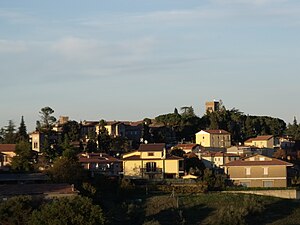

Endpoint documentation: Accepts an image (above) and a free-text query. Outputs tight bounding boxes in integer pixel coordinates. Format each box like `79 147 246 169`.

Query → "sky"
0 0 300 132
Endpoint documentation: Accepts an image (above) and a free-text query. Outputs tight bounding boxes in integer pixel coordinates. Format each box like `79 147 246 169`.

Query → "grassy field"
107 192 300 225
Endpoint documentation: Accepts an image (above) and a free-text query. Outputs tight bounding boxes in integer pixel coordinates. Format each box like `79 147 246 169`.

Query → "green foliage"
48 156 85 184
185 155 205 176
208 195 264 225
202 168 227 190
97 120 112 153
38 106 56 131
16 116 29 142
86 139 97 152
2 120 16 144
61 120 80 142
0 195 35 225
29 196 105 225
170 148 185 158
286 117 300 140
11 140 35 171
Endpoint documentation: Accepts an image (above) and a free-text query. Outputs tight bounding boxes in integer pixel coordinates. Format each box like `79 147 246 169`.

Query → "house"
244 135 274 148
227 146 253 156
78 152 122 176
122 143 184 179
224 154 293 187
195 130 231 148
173 144 201 154
29 131 58 152
0 144 16 167
201 151 240 168
205 100 220 113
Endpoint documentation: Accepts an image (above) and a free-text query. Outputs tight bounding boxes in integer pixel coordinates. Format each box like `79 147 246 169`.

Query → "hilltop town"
1 101 300 224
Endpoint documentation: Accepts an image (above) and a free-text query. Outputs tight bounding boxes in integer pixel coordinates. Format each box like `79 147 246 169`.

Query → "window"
34 142 38 148
245 168 251 175
148 153 154 156
146 162 157 172
263 180 273 187
263 167 268 175
240 182 250 187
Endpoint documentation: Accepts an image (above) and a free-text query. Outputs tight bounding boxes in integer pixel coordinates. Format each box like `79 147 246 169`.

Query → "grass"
107 192 300 225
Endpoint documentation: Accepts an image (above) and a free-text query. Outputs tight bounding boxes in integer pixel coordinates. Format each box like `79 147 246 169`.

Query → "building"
244 135 274 148
205 100 220 113
78 152 122 176
224 154 293 187
227 146 253 156
122 143 184 179
173 144 201 154
29 131 58 152
0 144 16 167
201 151 240 168
195 130 231 148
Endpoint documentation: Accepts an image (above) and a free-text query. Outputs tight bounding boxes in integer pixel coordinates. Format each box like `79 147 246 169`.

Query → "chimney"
162 148 166 159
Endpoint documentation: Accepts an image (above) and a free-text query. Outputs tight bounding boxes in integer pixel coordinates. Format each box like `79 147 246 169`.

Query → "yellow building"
201 151 239 168
0 144 16 167
195 130 231 148
224 154 293 187
122 143 184 179
244 135 274 148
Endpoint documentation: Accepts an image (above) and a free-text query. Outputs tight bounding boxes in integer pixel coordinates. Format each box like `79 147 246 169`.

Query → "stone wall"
223 189 300 199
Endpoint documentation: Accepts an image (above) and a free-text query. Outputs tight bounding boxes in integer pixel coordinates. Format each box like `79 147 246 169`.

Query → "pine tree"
3 120 16 144
17 116 28 142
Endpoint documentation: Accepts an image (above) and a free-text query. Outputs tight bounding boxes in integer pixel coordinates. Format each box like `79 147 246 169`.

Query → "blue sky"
1 0 300 131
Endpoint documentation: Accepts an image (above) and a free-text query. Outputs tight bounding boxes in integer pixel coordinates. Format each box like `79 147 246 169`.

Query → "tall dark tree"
16 116 29 142
97 120 111 153
3 120 16 144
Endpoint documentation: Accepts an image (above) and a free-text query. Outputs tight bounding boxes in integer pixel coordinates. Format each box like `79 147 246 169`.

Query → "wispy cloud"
0 9 35 24
210 0 288 6
0 39 28 53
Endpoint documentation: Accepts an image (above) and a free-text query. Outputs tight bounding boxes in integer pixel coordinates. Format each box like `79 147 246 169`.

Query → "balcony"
140 168 163 174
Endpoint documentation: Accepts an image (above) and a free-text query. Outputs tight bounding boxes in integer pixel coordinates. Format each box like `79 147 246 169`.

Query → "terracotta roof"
224 157 293 167
202 130 230 134
138 143 165 151
123 154 183 161
78 153 121 164
176 144 199 149
201 151 239 157
0 183 77 196
0 144 16 152
245 135 273 143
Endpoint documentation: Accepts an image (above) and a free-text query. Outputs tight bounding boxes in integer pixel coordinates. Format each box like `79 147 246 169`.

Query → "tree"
62 120 80 142
48 156 85 185
38 106 56 131
170 148 185 158
16 116 29 142
0 196 34 225
11 141 34 171
3 120 16 144
29 196 106 225
97 120 111 153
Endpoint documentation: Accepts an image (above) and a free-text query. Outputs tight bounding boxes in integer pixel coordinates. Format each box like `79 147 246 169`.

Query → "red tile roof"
224 157 292 167
78 153 121 164
203 130 230 134
138 143 165 151
245 135 273 143
123 154 183 161
176 144 199 150
0 144 16 152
